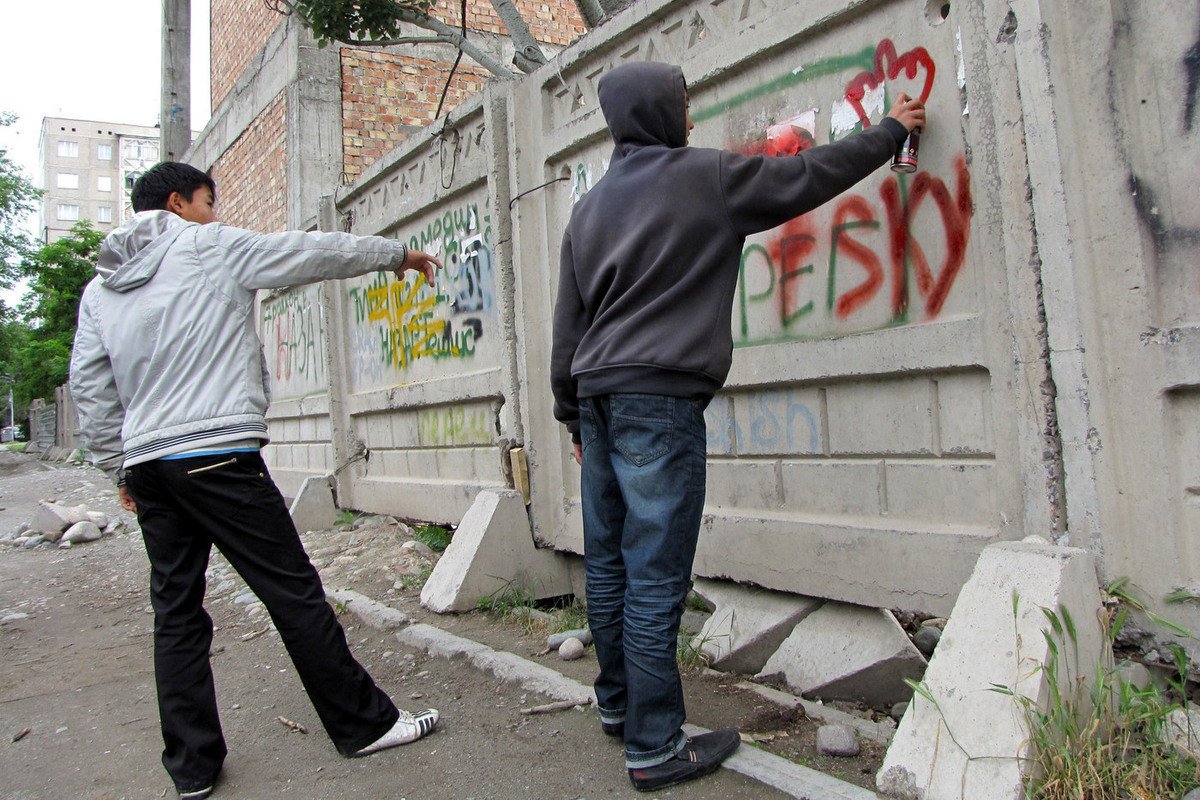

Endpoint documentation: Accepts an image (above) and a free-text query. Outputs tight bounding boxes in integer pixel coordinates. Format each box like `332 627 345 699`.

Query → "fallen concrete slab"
420 489 572 612
288 474 338 533
692 578 823 674
876 540 1105 800
757 602 926 708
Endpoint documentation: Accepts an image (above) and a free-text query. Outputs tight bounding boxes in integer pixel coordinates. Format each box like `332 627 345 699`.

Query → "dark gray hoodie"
551 61 908 437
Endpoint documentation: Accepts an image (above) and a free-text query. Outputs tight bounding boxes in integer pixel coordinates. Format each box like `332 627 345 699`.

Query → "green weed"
476 581 539 634
994 584 1200 799
397 566 432 591
677 627 714 672
413 524 452 552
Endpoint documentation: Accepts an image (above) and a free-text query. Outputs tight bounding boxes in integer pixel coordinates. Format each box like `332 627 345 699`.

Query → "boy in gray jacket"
70 162 442 799
551 61 925 792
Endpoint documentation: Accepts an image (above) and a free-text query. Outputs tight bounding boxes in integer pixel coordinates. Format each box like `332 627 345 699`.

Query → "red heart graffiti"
844 39 936 128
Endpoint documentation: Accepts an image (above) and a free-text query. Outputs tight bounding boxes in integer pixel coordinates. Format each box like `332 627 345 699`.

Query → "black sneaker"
628 728 741 792
601 720 624 738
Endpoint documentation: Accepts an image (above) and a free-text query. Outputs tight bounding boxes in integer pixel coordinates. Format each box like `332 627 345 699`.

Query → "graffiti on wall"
417 404 494 447
260 285 325 396
566 38 974 346
346 201 494 389
706 389 822 455
731 39 974 345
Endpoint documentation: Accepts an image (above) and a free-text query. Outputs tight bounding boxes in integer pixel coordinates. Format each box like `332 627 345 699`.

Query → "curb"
340 593 880 800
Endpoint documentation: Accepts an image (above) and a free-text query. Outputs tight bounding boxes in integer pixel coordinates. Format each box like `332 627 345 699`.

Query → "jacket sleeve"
199 225 410 291
720 118 908 237
550 231 585 443
69 291 126 484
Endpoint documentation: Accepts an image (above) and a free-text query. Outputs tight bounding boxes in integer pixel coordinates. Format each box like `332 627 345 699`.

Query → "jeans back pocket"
611 394 674 467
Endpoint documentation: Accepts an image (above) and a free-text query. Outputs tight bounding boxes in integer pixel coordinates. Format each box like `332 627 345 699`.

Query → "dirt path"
0 451 880 799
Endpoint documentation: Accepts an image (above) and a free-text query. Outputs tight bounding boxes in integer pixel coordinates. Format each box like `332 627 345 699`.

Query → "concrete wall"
192 0 1200 636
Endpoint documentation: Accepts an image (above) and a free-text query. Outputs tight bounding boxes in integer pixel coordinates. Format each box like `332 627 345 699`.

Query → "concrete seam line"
682 724 880 800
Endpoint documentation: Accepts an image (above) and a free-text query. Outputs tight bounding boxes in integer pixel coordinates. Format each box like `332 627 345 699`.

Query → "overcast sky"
0 0 212 220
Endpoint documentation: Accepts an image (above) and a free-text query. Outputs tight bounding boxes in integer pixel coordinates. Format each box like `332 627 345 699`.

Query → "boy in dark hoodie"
551 61 925 792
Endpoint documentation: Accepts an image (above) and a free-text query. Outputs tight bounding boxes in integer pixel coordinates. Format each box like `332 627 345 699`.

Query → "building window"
57 204 79 221
97 206 113 224
97 176 112 192
57 173 79 189
123 139 158 161
97 143 113 160
57 140 79 158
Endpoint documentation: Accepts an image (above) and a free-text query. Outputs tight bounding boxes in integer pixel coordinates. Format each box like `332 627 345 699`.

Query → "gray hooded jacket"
71 210 409 482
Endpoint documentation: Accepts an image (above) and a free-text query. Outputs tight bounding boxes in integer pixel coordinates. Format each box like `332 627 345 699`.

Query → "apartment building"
39 117 161 242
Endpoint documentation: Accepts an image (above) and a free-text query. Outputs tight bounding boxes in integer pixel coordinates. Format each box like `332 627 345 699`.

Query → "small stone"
62 521 102 544
1182 789 1200 800
922 617 948 631
890 701 909 722
400 540 433 557
913 626 941 657
1 612 30 624
41 528 65 544
58 540 72 549
410 692 423 700
816 724 860 757
233 591 257 605
547 629 593 649
22 535 46 549
559 637 586 661
87 512 110 529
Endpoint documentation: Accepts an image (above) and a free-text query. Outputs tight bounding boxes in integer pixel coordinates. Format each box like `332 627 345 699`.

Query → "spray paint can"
891 127 921 173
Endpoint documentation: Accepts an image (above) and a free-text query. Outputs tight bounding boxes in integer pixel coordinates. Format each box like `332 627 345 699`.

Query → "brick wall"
210 0 285 111
430 0 586 46
341 50 491 181
211 93 288 232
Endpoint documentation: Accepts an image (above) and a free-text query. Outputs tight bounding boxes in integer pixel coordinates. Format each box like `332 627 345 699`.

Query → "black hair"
131 162 217 212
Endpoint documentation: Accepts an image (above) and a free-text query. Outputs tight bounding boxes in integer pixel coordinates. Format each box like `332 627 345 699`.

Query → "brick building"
193 0 589 232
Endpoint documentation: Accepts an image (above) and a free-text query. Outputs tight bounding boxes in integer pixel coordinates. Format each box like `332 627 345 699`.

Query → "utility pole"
161 0 192 162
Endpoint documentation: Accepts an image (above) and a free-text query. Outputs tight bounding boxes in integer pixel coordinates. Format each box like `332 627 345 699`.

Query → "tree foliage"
0 112 41 292
0 222 101 422
267 0 625 77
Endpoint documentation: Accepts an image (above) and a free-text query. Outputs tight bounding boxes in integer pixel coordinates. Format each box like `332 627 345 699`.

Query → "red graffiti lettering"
769 218 817 327
831 196 883 319
844 39 936 128
892 154 974 316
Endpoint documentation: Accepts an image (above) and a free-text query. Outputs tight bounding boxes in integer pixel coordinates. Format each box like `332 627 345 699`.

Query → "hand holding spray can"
891 127 921 173
889 91 924 173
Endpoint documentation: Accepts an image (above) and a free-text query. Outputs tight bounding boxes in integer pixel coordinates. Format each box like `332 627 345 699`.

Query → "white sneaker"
178 787 213 799
354 709 440 756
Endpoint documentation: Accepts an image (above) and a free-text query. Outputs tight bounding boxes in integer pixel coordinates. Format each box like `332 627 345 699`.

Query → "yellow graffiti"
366 278 462 369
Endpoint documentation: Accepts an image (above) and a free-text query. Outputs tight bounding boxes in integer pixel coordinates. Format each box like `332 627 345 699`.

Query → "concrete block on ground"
877 541 1105 800
420 490 572 613
32 502 75 534
288 475 337 533
757 601 926 708
691 578 823 674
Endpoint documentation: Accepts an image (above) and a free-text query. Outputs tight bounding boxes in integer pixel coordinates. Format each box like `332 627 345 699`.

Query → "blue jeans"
579 393 708 769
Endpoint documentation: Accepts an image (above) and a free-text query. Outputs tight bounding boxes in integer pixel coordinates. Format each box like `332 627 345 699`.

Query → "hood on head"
598 61 688 154
95 210 192 292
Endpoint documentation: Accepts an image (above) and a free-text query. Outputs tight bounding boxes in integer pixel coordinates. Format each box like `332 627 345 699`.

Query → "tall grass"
995 584 1200 799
